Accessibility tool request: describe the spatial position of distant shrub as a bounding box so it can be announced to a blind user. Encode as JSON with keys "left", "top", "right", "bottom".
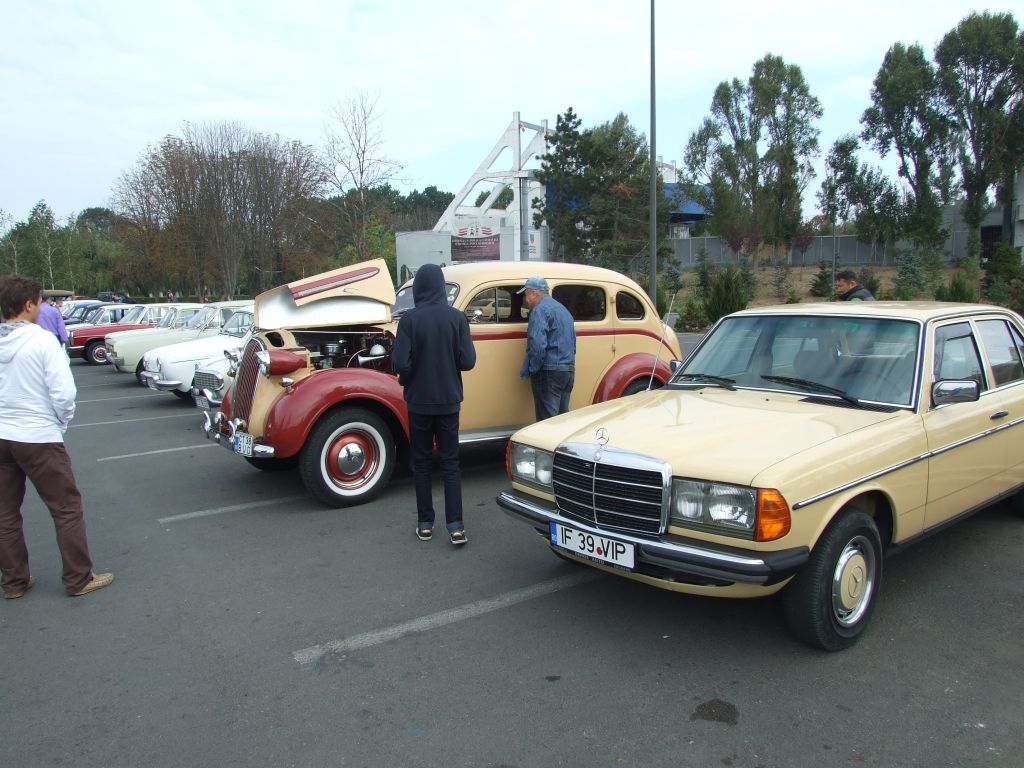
{"left": 705, "top": 265, "right": 749, "bottom": 323}
{"left": 809, "top": 260, "right": 833, "bottom": 298}
{"left": 935, "top": 272, "right": 977, "bottom": 303}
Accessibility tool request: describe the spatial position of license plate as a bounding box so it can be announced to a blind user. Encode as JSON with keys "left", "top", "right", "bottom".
{"left": 194, "top": 395, "right": 209, "bottom": 410}
{"left": 233, "top": 432, "right": 253, "bottom": 457}
{"left": 550, "top": 522, "right": 635, "bottom": 569}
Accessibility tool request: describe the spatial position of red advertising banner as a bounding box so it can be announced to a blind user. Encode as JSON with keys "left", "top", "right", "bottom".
{"left": 451, "top": 234, "right": 500, "bottom": 262}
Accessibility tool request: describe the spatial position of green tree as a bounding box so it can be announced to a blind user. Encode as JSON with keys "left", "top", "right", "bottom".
{"left": 533, "top": 109, "right": 660, "bottom": 271}
{"left": 473, "top": 185, "right": 514, "bottom": 210}
{"left": 810, "top": 259, "right": 833, "bottom": 297}
{"left": 533, "top": 107, "right": 590, "bottom": 260}
{"left": 861, "top": 42, "right": 951, "bottom": 249}
{"left": 935, "top": 12, "right": 1022, "bottom": 260}
{"left": 705, "top": 265, "right": 749, "bottom": 323}
{"left": 683, "top": 54, "right": 822, "bottom": 259}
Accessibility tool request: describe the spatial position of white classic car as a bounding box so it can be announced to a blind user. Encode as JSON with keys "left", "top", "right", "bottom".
{"left": 105, "top": 301, "right": 252, "bottom": 381}
{"left": 189, "top": 355, "right": 235, "bottom": 410}
{"left": 499, "top": 301, "right": 1024, "bottom": 651}
{"left": 140, "top": 310, "right": 254, "bottom": 399}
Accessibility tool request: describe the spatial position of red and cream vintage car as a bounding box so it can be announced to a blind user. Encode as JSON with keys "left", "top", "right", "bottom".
{"left": 201, "top": 259, "right": 682, "bottom": 507}
{"left": 67, "top": 303, "right": 199, "bottom": 364}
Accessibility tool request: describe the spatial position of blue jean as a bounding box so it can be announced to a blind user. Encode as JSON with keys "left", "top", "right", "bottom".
{"left": 409, "top": 411, "right": 464, "bottom": 532}
{"left": 531, "top": 369, "right": 574, "bottom": 421}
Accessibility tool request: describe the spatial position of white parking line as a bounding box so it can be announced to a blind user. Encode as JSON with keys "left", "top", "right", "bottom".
{"left": 292, "top": 571, "right": 600, "bottom": 666}
{"left": 69, "top": 413, "right": 199, "bottom": 428}
{"left": 78, "top": 394, "right": 165, "bottom": 403}
{"left": 98, "top": 444, "right": 218, "bottom": 462}
{"left": 158, "top": 495, "right": 309, "bottom": 524}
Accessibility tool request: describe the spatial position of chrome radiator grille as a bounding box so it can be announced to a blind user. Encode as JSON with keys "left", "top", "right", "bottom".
{"left": 192, "top": 369, "right": 223, "bottom": 392}
{"left": 552, "top": 448, "right": 668, "bottom": 534}
{"left": 231, "top": 338, "right": 265, "bottom": 423}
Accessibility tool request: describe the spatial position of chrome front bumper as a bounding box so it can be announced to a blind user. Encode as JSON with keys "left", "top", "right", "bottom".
{"left": 199, "top": 407, "right": 275, "bottom": 458}
{"left": 497, "top": 488, "right": 807, "bottom": 586}
{"left": 140, "top": 371, "right": 183, "bottom": 392}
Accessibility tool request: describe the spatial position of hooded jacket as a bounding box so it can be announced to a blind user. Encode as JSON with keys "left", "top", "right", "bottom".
{"left": 392, "top": 264, "right": 476, "bottom": 415}
{"left": 0, "top": 321, "right": 76, "bottom": 443}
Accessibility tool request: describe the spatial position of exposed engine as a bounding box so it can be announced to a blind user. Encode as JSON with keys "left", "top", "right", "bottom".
{"left": 284, "top": 328, "right": 395, "bottom": 373}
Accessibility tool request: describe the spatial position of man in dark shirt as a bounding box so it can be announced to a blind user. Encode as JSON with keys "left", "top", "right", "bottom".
{"left": 392, "top": 264, "right": 476, "bottom": 546}
{"left": 835, "top": 270, "right": 875, "bottom": 301}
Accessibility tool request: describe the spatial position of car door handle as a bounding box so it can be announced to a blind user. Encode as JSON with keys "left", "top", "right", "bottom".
{"left": 990, "top": 410, "right": 1009, "bottom": 420}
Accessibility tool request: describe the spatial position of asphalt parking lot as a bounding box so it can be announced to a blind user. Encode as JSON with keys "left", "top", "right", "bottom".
{"left": 2, "top": 359, "right": 1022, "bottom": 768}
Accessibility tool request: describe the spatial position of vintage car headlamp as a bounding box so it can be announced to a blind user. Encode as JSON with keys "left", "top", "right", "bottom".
{"left": 509, "top": 443, "right": 554, "bottom": 492}
{"left": 670, "top": 480, "right": 791, "bottom": 541}
{"left": 670, "top": 479, "right": 756, "bottom": 537}
{"left": 257, "top": 348, "right": 305, "bottom": 377}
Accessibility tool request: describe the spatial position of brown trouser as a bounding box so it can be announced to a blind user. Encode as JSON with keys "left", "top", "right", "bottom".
{"left": 0, "top": 439, "right": 94, "bottom": 595}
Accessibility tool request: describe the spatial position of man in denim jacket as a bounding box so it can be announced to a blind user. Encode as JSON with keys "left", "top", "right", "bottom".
{"left": 518, "top": 276, "right": 576, "bottom": 421}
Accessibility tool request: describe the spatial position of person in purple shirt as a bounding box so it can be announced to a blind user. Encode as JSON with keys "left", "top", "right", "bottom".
{"left": 37, "top": 295, "right": 68, "bottom": 346}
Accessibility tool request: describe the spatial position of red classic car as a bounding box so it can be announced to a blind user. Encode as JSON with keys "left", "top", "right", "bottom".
{"left": 201, "top": 259, "right": 682, "bottom": 508}
{"left": 67, "top": 303, "right": 201, "bottom": 364}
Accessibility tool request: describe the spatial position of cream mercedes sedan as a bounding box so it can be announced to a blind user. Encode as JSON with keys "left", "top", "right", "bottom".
{"left": 498, "top": 302, "right": 1024, "bottom": 651}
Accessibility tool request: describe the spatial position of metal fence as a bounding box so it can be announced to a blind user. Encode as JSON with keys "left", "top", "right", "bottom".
{"left": 668, "top": 231, "right": 976, "bottom": 269}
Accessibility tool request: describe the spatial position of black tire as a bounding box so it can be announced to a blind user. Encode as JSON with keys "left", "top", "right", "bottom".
{"left": 299, "top": 407, "right": 395, "bottom": 508}
{"left": 245, "top": 455, "right": 300, "bottom": 472}
{"left": 134, "top": 360, "right": 147, "bottom": 385}
{"left": 622, "top": 377, "right": 664, "bottom": 397}
{"left": 85, "top": 341, "right": 108, "bottom": 365}
{"left": 170, "top": 389, "right": 191, "bottom": 400}
{"left": 782, "top": 509, "right": 883, "bottom": 652}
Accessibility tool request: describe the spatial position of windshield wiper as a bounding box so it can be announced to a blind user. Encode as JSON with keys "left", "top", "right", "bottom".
{"left": 672, "top": 373, "right": 737, "bottom": 390}
{"left": 761, "top": 375, "right": 860, "bottom": 407}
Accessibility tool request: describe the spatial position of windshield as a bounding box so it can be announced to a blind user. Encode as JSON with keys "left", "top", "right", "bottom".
{"left": 82, "top": 306, "right": 107, "bottom": 324}
{"left": 119, "top": 305, "right": 147, "bottom": 324}
{"left": 392, "top": 282, "right": 459, "bottom": 316}
{"left": 220, "top": 312, "right": 253, "bottom": 337}
{"left": 185, "top": 306, "right": 217, "bottom": 330}
{"left": 678, "top": 314, "right": 921, "bottom": 406}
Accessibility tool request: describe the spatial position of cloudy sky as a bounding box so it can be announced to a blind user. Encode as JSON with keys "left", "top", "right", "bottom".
{"left": 0, "top": 0, "right": 1003, "bottom": 224}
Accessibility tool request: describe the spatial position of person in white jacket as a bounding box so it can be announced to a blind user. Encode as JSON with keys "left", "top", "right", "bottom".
{"left": 0, "top": 275, "right": 113, "bottom": 599}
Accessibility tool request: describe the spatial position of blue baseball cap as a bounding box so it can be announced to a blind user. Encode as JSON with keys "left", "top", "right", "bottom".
{"left": 516, "top": 276, "right": 549, "bottom": 294}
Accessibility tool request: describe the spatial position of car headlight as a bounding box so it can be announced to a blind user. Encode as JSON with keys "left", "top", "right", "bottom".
{"left": 670, "top": 479, "right": 790, "bottom": 541}
{"left": 509, "top": 443, "right": 554, "bottom": 492}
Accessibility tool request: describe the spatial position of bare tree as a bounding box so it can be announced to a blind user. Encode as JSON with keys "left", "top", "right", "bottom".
{"left": 323, "top": 91, "right": 402, "bottom": 262}
{"left": 114, "top": 121, "right": 325, "bottom": 297}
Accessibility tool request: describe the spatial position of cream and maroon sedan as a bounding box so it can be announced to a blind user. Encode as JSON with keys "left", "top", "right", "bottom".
{"left": 202, "top": 259, "right": 681, "bottom": 507}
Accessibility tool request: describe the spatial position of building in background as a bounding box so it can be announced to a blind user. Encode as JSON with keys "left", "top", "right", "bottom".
{"left": 396, "top": 113, "right": 549, "bottom": 284}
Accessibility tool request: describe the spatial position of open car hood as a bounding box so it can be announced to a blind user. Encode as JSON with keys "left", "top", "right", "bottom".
{"left": 254, "top": 259, "right": 396, "bottom": 330}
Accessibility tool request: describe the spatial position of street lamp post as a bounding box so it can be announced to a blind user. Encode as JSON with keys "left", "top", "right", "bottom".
{"left": 648, "top": 0, "right": 658, "bottom": 305}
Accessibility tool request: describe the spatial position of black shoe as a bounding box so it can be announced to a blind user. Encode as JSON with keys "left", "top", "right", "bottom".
{"left": 416, "top": 527, "right": 433, "bottom": 541}
{"left": 450, "top": 529, "right": 467, "bottom": 546}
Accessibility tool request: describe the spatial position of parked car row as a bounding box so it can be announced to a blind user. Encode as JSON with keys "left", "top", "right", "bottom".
{"left": 81, "top": 262, "right": 1024, "bottom": 653}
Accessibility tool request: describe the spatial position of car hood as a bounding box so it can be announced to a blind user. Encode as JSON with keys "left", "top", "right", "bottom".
{"left": 112, "top": 327, "right": 209, "bottom": 349}
{"left": 254, "top": 259, "right": 396, "bottom": 330}
{"left": 106, "top": 326, "right": 175, "bottom": 344}
{"left": 148, "top": 333, "right": 247, "bottom": 365}
{"left": 515, "top": 387, "right": 906, "bottom": 488}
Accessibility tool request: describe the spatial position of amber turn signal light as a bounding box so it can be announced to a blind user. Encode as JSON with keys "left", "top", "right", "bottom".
{"left": 755, "top": 489, "right": 791, "bottom": 541}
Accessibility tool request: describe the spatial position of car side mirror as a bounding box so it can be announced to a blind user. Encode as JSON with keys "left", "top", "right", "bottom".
{"left": 932, "top": 379, "right": 980, "bottom": 406}
{"left": 669, "top": 360, "right": 684, "bottom": 376}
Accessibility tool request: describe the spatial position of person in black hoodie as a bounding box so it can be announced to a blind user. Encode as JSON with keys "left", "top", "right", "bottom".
{"left": 392, "top": 264, "right": 476, "bottom": 545}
